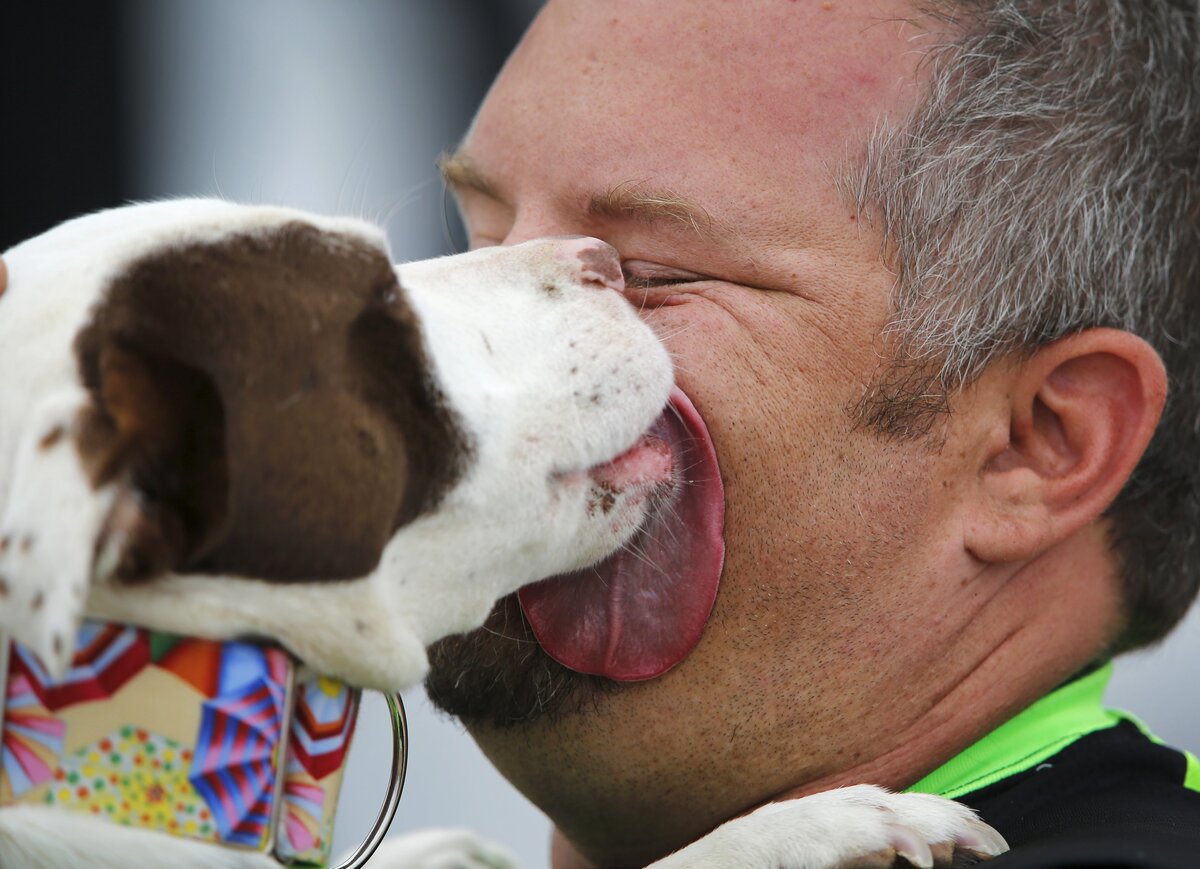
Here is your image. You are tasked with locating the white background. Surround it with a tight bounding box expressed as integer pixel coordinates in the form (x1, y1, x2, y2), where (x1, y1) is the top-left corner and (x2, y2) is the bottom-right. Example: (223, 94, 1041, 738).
(120, 3, 1199, 867)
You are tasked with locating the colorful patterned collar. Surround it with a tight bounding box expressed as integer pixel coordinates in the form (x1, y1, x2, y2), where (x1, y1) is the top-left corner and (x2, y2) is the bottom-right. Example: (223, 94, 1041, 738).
(0, 620, 405, 869)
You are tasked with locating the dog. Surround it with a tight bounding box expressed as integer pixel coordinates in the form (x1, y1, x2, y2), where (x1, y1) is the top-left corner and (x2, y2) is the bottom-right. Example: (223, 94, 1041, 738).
(0, 200, 1006, 868)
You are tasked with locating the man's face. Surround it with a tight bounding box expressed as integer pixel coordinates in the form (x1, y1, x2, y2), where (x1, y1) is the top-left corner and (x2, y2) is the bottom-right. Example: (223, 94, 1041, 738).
(427, 0, 985, 861)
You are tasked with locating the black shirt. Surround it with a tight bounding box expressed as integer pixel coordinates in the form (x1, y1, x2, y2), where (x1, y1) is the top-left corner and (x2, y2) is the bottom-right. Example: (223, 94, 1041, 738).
(905, 665, 1200, 868)
(963, 721, 1200, 868)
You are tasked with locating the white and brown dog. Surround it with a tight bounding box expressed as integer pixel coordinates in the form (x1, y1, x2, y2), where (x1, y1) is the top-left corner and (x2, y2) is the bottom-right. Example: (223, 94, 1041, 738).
(0, 201, 1006, 868)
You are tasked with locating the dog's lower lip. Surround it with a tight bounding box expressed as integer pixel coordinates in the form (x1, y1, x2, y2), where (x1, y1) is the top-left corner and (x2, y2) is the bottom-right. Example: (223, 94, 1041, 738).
(552, 429, 674, 488)
(588, 434, 673, 490)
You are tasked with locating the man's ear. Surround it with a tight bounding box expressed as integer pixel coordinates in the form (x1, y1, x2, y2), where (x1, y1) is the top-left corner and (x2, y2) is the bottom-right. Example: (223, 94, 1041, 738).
(963, 328, 1166, 564)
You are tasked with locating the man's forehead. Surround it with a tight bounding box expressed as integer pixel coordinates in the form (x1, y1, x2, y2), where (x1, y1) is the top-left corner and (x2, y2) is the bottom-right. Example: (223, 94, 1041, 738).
(441, 151, 734, 243)
(513, 0, 933, 138)
(466, 1, 932, 230)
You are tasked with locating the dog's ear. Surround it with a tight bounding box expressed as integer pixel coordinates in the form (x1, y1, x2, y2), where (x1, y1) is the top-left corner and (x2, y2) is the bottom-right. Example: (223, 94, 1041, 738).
(70, 224, 467, 586)
(347, 294, 464, 528)
(79, 342, 229, 583)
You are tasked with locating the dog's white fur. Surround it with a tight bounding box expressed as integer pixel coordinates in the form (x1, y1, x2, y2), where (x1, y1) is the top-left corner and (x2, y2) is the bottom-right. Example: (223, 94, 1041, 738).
(0, 806, 281, 869)
(647, 786, 1007, 869)
(0, 202, 1006, 868)
(0, 199, 673, 690)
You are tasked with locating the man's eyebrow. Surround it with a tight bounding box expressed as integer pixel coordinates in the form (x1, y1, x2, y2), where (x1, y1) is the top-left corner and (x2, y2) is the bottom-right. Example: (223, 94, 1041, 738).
(583, 180, 721, 240)
(439, 151, 507, 205)
(440, 150, 726, 242)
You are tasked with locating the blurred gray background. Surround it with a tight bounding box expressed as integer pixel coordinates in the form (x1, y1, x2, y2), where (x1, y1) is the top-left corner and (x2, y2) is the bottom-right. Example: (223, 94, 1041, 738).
(3, 4, 1196, 868)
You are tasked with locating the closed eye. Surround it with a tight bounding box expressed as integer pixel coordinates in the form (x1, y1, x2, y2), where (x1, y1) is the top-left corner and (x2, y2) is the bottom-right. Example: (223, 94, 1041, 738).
(621, 260, 709, 289)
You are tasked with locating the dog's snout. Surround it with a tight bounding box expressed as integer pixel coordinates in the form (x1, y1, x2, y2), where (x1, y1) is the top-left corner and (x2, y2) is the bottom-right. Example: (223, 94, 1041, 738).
(554, 236, 624, 293)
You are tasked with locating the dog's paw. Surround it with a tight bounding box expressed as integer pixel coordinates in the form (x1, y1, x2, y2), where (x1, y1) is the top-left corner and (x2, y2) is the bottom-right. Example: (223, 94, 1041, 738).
(647, 785, 1008, 869)
(364, 828, 520, 869)
(0, 390, 113, 676)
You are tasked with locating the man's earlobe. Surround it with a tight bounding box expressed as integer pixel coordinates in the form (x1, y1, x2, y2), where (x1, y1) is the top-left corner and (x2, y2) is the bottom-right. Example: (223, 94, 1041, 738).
(964, 328, 1166, 564)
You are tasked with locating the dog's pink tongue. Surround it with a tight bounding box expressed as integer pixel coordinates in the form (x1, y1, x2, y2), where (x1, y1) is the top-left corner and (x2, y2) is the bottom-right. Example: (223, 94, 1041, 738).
(518, 389, 724, 681)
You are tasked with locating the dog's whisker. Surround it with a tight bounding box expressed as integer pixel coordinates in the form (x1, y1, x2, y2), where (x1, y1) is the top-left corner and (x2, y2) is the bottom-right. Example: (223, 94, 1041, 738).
(210, 150, 227, 202)
(357, 162, 375, 221)
(649, 323, 697, 344)
(336, 165, 355, 217)
(615, 537, 671, 579)
(378, 179, 438, 237)
(337, 126, 374, 217)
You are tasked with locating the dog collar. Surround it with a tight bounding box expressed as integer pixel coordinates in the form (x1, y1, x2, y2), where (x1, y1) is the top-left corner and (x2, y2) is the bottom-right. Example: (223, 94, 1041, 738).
(0, 620, 405, 868)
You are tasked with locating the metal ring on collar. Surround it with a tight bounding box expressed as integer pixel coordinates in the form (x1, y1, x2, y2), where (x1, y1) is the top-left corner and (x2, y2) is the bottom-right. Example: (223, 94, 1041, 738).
(334, 692, 408, 869)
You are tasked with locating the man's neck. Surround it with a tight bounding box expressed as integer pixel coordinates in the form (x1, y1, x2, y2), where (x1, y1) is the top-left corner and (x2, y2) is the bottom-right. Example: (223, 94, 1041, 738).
(547, 612, 1106, 866)
(549, 663, 1118, 869)
(774, 622, 1095, 804)
(517, 542, 1124, 868)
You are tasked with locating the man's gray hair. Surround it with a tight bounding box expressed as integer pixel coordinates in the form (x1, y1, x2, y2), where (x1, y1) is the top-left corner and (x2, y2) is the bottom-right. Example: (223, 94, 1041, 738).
(848, 0, 1200, 652)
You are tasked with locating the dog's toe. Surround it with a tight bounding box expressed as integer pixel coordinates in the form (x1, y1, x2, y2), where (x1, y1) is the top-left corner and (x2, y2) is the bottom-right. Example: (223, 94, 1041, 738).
(881, 791, 1008, 863)
(645, 785, 1007, 869)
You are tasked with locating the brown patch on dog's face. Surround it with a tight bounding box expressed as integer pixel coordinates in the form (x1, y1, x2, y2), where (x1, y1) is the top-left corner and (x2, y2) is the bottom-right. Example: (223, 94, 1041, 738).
(73, 222, 467, 583)
(576, 246, 623, 287)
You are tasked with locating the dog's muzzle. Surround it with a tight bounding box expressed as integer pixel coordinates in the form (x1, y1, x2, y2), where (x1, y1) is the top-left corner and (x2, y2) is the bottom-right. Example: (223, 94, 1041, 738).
(0, 621, 405, 868)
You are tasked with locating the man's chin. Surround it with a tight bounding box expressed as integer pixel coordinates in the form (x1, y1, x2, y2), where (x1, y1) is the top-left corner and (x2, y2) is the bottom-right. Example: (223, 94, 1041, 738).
(425, 593, 623, 729)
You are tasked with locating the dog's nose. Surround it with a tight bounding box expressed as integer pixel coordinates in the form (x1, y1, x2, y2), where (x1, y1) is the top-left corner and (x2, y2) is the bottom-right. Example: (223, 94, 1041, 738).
(554, 236, 625, 293)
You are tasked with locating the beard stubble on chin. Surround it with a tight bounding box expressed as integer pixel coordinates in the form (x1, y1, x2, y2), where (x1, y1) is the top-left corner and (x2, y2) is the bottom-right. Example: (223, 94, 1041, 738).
(425, 593, 626, 729)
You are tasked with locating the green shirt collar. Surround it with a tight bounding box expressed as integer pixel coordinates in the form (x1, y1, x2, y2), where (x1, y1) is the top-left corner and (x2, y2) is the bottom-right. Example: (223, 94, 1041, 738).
(905, 663, 1200, 799)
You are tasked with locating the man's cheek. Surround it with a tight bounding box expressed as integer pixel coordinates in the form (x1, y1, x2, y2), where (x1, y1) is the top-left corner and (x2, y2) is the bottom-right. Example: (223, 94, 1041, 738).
(647, 296, 785, 399)
(647, 297, 842, 462)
